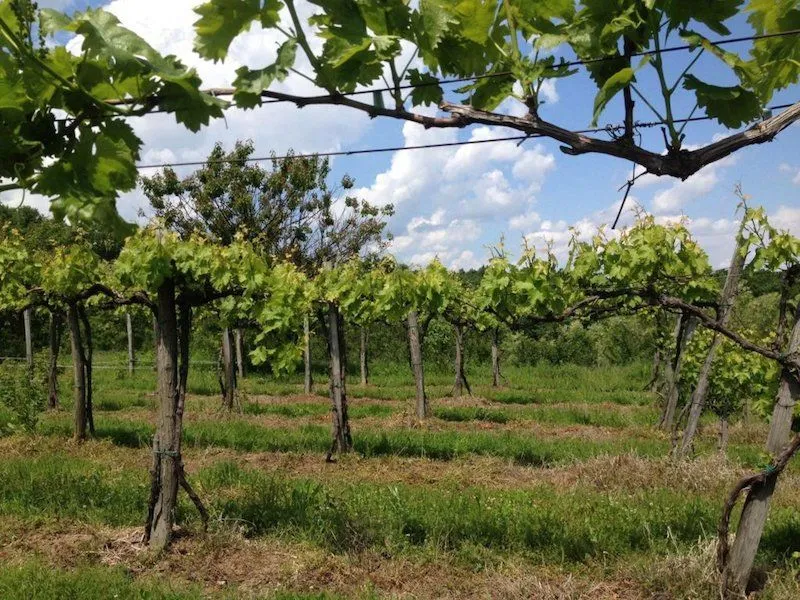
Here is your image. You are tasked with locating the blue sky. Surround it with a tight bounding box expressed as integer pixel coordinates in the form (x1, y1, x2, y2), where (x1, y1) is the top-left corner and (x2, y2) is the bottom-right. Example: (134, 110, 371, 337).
(21, 0, 800, 268)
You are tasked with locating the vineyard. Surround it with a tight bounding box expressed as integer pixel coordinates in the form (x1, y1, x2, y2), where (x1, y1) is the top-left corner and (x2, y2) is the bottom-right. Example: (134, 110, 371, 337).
(0, 357, 796, 600)
(2, 0, 800, 598)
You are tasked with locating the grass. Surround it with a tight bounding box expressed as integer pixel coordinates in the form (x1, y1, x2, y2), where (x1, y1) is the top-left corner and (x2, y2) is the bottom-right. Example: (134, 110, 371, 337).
(37, 414, 671, 466)
(3, 354, 797, 598)
(0, 560, 346, 600)
(2, 454, 799, 567)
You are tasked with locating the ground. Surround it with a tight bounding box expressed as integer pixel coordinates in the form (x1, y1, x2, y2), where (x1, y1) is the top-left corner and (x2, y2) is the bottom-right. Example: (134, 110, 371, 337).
(1, 358, 799, 599)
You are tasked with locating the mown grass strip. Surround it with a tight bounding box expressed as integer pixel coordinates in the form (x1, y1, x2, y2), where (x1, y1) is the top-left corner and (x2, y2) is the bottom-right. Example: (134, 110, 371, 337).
(1, 455, 798, 567)
(37, 416, 668, 466)
(0, 560, 341, 600)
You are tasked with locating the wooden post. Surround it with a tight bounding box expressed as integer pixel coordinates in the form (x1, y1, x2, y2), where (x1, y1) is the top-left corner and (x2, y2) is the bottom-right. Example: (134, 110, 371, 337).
(126, 312, 135, 376)
(407, 310, 428, 418)
(234, 328, 245, 379)
(723, 304, 800, 593)
(47, 311, 62, 409)
(221, 328, 236, 410)
(304, 314, 312, 395)
(678, 224, 747, 457)
(659, 313, 696, 430)
(359, 326, 369, 386)
(23, 308, 33, 368)
(491, 327, 501, 387)
(718, 416, 729, 453)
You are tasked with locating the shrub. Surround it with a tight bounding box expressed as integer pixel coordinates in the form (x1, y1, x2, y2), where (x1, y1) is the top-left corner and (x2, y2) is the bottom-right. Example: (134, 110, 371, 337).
(0, 362, 46, 433)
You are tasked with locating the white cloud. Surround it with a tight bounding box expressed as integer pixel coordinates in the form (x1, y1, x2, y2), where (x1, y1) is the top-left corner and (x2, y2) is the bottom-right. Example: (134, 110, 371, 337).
(773, 206, 800, 234)
(509, 211, 541, 230)
(650, 153, 738, 214)
(0, 189, 51, 214)
(450, 250, 482, 271)
(357, 119, 557, 266)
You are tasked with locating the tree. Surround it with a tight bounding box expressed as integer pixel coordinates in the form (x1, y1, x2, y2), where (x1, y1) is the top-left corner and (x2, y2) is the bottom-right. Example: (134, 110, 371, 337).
(193, 0, 800, 188)
(143, 142, 393, 414)
(115, 227, 307, 549)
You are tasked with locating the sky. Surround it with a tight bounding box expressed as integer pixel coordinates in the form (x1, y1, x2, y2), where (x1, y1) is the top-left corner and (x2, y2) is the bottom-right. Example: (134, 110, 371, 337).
(5, 0, 800, 269)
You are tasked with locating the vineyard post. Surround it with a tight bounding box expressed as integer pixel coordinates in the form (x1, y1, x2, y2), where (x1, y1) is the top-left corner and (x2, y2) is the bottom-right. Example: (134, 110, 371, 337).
(47, 310, 62, 409)
(234, 328, 245, 379)
(491, 327, 501, 388)
(659, 313, 697, 430)
(303, 314, 312, 394)
(407, 310, 428, 418)
(126, 312, 135, 375)
(359, 326, 369, 386)
(220, 328, 236, 410)
(678, 221, 747, 457)
(722, 303, 800, 593)
(23, 308, 32, 368)
(718, 416, 729, 453)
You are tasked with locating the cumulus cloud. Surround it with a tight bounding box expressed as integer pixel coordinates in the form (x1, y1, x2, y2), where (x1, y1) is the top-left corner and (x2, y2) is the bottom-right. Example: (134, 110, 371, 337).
(357, 121, 557, 268)
(773, 206, 800, 234)
(508, 211, 541, 230)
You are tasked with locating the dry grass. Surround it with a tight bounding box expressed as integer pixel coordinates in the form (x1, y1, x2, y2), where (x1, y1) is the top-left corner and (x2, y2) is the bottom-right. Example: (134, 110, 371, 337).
(0, 519, 660, 599)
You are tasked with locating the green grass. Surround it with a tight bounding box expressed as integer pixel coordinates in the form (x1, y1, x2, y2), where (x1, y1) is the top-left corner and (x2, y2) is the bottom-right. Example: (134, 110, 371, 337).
(2, 455, 799, 567)
(0, 560, 345, 600)
(37, 415, 668, 466)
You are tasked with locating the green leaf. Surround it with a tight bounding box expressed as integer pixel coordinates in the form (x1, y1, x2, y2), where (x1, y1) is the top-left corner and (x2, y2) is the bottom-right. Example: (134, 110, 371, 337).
(415, 0, 457, 52)
(233, 38, 297, 108)
(662, 0, 742, 36)
(682, 75, 762, 128)
(193, 0, 265, 62)
(458, 70, 515, 111)
(454, 0, 496, 45)
(591, 67, 633, 126)
(408, 69, 443, 106)
(371, 35, 401, 60)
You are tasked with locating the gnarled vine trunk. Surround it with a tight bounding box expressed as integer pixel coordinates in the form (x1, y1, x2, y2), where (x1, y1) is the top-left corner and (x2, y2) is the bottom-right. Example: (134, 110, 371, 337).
(453, 324, 471, 397)
(303, 314, 313, 395)
(359, 326, 369, 386)
(407, 310, 428, 419)
(721, 303, 800, 594)
(677, 227, 747, 457)
(48, 310, 62, 409)
(146, 279, 184, 550)
(326, 302, 351, 458)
